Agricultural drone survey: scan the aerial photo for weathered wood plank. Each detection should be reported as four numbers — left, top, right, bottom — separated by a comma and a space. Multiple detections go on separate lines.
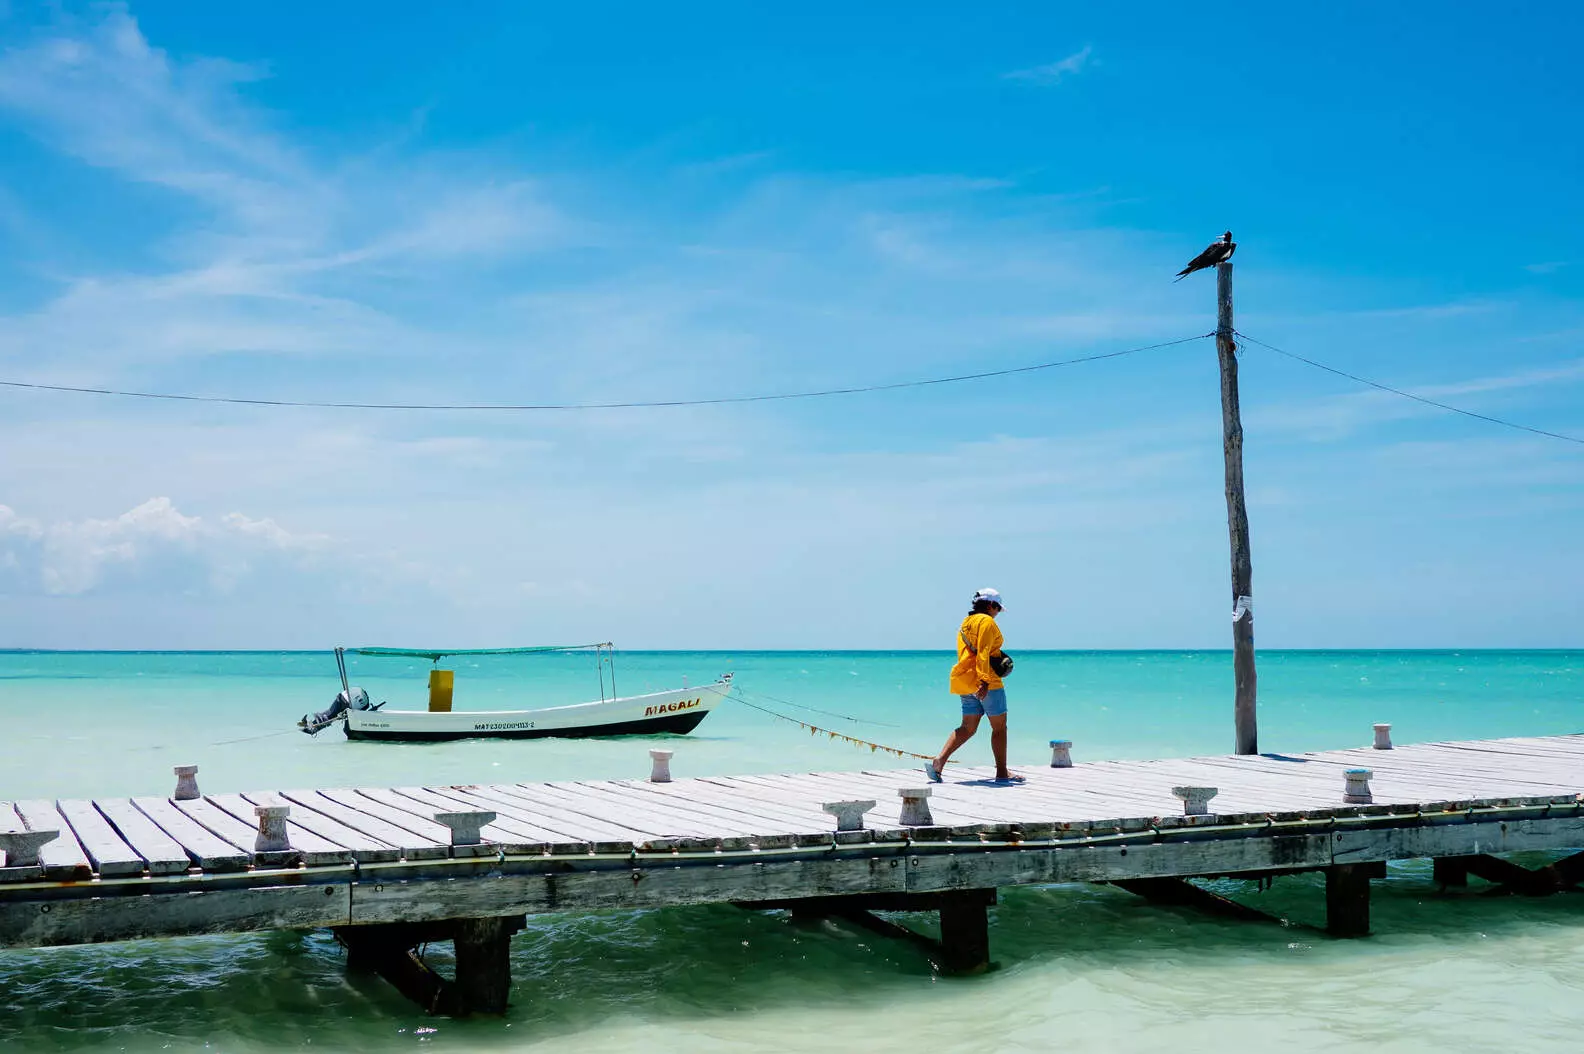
130, 797, 249, 872
54, 800, 144, 876
174, 796, 296, 868
241, 792, 401, 864
207, 794, 352, 867
383, 787, 560, 854
11, 801, 92, 880
406, 784, 620, 848
93, 799, 193, 875
0, 879, 352, 948
280, 791, 450, 861
344, 787, 512, 857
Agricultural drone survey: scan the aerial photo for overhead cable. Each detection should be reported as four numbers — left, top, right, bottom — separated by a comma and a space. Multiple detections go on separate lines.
0, 334, 1211, 412
1235, 330, 1584, 447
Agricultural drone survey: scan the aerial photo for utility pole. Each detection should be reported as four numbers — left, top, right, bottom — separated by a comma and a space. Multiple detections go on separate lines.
1216, 260, 1258, 754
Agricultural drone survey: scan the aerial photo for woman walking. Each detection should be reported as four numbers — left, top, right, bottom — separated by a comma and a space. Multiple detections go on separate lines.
926, 588, 1023, 784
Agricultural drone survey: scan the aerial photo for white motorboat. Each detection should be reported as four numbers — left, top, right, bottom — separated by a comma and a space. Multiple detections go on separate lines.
298, 645, 732, 742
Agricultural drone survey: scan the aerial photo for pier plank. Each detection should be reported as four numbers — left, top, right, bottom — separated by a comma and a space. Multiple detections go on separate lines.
320, 788, 490, 858
54, 800, 144, 876
93, 799, 193, 875
11, 800, 92, 880
207, 793, 355, 867
131, 797, 250, 871
678, 777, 858, 830
555, 780, 832, 843
383, 786, 565, 854
280, 791, 450, 861
240, 792, 400, 864
345, 786, 525, 854
423, 784, 648, 851
490, 782, 707, 844
175, 796, 291, 867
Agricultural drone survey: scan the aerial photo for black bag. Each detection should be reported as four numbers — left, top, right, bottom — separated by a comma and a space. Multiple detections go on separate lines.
962, 621, 1014, 679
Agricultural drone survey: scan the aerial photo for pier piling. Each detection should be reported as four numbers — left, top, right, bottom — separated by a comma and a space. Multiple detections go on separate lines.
1325, 864, 1373, 937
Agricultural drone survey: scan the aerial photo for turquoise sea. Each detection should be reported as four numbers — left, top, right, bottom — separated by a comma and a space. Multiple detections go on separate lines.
2, 649, 1582, 1053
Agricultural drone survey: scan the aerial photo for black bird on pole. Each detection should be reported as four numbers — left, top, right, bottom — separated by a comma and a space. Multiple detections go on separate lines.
1175, 231, 1236, 280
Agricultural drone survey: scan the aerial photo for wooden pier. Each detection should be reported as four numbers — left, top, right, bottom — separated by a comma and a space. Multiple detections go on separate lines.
5, 732, 1584, 1015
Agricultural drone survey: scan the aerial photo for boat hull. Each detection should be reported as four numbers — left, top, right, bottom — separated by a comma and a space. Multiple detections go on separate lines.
343, 680, 730, 743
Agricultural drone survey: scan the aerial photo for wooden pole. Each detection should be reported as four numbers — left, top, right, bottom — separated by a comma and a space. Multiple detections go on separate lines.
1217, 261, 1258, 754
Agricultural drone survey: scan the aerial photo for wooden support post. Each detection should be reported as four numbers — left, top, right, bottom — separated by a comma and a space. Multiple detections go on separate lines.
1461, 854, 1562, 896
1111, 877, 1284, 924
1325, 864, 1371, 937
338, 922, 455, 1015
1433, 856, 1471, 889
1217, 260, 1258, 755
937, 889, 992, 975
735, 890, 995, 974
451, 916, 523, 1015
337, 916, 524, 1016
1551, 849, 1584, 888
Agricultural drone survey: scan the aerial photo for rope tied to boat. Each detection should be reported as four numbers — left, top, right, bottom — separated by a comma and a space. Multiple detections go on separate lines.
730, 687, 933, 760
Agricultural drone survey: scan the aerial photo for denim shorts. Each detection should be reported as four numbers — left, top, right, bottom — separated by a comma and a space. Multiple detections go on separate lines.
960, 688, 1008, 718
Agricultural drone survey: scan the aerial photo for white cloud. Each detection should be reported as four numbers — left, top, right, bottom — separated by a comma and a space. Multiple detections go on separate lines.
1004, 45, 1094, 85
1525, 261, 1568, 275
0, 497, 326, 596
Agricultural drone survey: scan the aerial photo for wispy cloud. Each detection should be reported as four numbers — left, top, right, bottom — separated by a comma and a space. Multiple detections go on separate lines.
1248, 355, 1584, 442
1525, 261, 1568, 275
1004, 45, 1094, 85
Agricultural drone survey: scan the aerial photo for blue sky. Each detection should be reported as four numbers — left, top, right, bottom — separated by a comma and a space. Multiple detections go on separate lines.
0, 2, 1579, 649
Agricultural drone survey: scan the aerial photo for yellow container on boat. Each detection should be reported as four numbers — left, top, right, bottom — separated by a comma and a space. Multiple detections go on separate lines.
428, 669, 455, 713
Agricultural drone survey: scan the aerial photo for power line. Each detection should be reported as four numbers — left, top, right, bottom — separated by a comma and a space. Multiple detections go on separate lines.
1235, 330, 1584, 447
0, 334, 1211, 412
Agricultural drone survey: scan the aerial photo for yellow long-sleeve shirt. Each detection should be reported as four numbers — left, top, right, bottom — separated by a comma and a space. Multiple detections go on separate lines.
949, 612, 1004, 695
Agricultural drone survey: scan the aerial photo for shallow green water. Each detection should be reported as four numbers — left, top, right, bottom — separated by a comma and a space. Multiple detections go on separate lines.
2, 650, 1581, 1052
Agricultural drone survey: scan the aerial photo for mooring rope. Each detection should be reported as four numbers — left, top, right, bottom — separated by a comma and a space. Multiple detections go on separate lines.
730, 684, 900, 727
730, 687, 933, 761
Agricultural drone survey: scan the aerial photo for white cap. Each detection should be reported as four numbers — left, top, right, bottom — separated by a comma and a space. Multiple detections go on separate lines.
972, 588, 1005, 609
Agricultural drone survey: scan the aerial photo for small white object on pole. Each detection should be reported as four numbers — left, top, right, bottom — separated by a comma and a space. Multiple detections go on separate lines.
821, 800, 876, 832
1049, 740, 1073, 768
1373, 723, 1393, 750
1343, 769, 1373, 804
1172, 786, 1219, 816
897, 787, 934, 827
173, 765, 200, 801
434, 810, 495, 847
649, 749, 674, 783
254, 804, 291, 852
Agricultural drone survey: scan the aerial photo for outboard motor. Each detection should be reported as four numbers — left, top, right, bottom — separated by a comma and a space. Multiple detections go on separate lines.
298, 686, 372, 735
